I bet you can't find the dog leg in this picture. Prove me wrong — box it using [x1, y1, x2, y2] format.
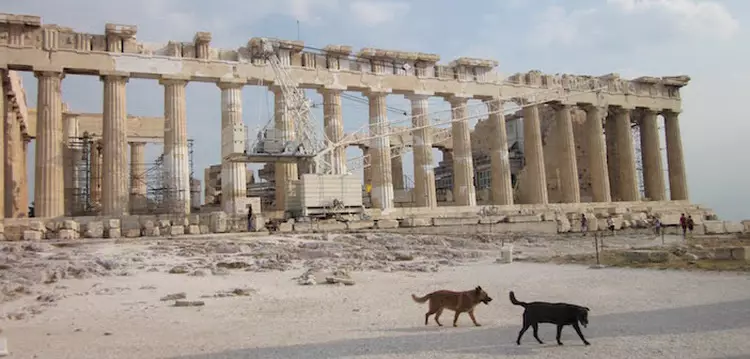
[531, 323, 544, 344]
[468, 309, 481, 327]
[434, 308, 444, 326]
[516, 322, 530, 345]
[556, 325, 564, 345]
[424, 312, 432, 326]
[453, 311, 462, 327]
[572, 322, 590, 346]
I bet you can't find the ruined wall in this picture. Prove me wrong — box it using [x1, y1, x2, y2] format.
[514, 105, 594, 203]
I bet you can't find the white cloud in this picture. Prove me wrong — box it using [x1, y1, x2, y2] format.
[348, 1, 411, 27]
[526, 5, 599, 47]
[607, 0, 739, 40]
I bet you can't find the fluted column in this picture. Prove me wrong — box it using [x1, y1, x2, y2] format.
[664, 110, 688, 200]
[639, 108, 666, 201]
[161, 78, 190, 214]
[448, 96, 476, 206]
[551, 103, 580, 203]
[129, 142, 147, 213]
[0, 78, 5, 218]
[604, 115, 619, 200]
[583, 105, 611, 202]
[34, 71, 65, 218]
[391, 150, 404, 190]
[320, 88, 346, 174]
[271, 86, 298, 211]
[19, 139, 29, 217]
[408, 93, 436, 208]
[218, 82, 247, 214]
[612, 106, 639, 201]
[486, 98, 513, 205]
[521, 104, 548, 204]
[362, 147, 372, 187]
[366, 91, 394, 210]
[90, 140, 103, 207]
[101, 74, 130, 216]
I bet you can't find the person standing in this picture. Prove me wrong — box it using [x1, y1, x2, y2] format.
[679, 213, 687, 238]
[653, 217, 662, 236]
[580, 214, 588, 236]
[247, 204, 254, 232]
[687, 215, 695, 237]
[606, 216, 615, 235]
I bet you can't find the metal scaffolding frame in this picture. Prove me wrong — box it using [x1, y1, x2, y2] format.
[134, 139, 196, 215]
[67, 134, 96, 216]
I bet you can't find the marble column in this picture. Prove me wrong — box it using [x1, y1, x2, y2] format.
[90, 140, 103, 207]
[101, 74, 130, 216]
[20, 138, 29, 217]
[552, 103, 580, 203]
[604, 114, 620, 200]
[366, 91, 394, 210]
[639, 108, 666, 201]
[362, 147, 372, 188]
[612, 106, 639, 201]
[448, 96, 476, 206]
[521, 104, 548, 204]
[161, 78, 190, 214]
[129, 142, 147, 213]
[34, 71, 65, 218]
[321, 88, 346, 174]
[486, 98, 513, 205]
[583, 105, 611, 202]
[407, 93, 437, 208]
[664, 110, 688, 200]
[218, 82, 247, 214]
[271, 86, 298, 211]
[0, 78, 5, 218]
[63, 114, 81, 215]
[391, 149, 404, 190]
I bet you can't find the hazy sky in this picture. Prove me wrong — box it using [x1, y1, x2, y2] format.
[5, 0, 748, 220]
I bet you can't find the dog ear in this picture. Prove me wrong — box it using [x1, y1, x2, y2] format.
[584, 307, 590, 312]
[475, 286, 482, 292]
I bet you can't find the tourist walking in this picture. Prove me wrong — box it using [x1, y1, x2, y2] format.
[679, 213, 687, 238]
[687, 215, 695, 237]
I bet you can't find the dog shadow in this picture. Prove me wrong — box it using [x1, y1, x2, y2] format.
[168, 298, 750, 359]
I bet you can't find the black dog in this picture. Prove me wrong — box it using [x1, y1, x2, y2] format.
[509, 291, 591, 346]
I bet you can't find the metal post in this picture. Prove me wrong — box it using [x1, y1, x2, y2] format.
[594, 231, 600, 266]
[661, 227, 665, 245]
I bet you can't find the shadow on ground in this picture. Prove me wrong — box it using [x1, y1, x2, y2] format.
[170, 298, 750, 359]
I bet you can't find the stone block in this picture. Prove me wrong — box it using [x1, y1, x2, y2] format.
[376, 219, 400, 229]
[713, 247, 749, 261]
[540, 212, 557, 222]
[724, 221, 743, 234]
[158, 219, 171, 229]
[433, 217, 480, 226]
[657, 213, 681, 226]
[23, 230, 43, 241]
[623, 250, 671, 263]
[278, 222, 294, 232]
[123, 228, 141, 238]
[187, 225, 201, 235]
[0, 222, 4, 234]
[105, 218, 121, 230]
[139, 215, 157, 228]
[400, 217, 431, 227]
[143, 227, 161, 237]
[507, 214, 542, 223]
[346, 220, 375, 230]
[199, 225, 210, 234]
[29, 221, 46, 232]
[107, 228, 121, 239]
[84, 221, 104, 238]
[209, 212, 228, 233]
[170, 225, 185, 236]
[318, 221, 347, 231]
[624, 212, 647, 223]
[62, 220, 79, 231]
[556, 216, 571, 233]
[479, 216, 507, 224]
[608, 207, 628, 215]
[188, 214, 201, 226]
[703, 220, 725, 234]
[45, 220, 60, 232]
[742, 220, 750, 233]
[58, 229, 79, 240]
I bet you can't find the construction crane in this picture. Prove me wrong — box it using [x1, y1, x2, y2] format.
[230, 37, 607, 176]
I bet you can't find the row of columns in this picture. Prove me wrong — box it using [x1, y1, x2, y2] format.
[360, 96, 687, 209]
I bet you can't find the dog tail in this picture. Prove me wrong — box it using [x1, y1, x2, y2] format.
[509, 291, 527, 307]
[411, 293, 430, 304]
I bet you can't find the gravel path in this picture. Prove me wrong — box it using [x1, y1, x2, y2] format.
[3, 259, 750, 359]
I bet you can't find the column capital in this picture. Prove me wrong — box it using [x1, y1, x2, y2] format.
[159, 76, 189, 86]
[128, 141, 147, 146]
[446, 93, 471, 105]
[216, 80, 246, 90]
[405, 91, 433, 101]
[33, 70, 65, 79]
[548, 101, 572, 111]
[608, 105, 633, 116]
[661, 109, 681, 117]
[318, 86, 346, 94]
[364, 88, 391, 98]
[579, 102, 605, 112]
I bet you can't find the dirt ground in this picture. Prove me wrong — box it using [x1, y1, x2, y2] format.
[2, 231, 749, 358]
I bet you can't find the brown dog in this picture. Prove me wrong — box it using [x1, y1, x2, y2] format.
[411, 286, 493, 327]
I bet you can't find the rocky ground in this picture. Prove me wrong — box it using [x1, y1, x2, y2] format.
[1, 231, 748, 358]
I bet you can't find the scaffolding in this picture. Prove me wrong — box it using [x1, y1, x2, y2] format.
[135, 139, 196, 214]
[67, 133, 96, 216]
